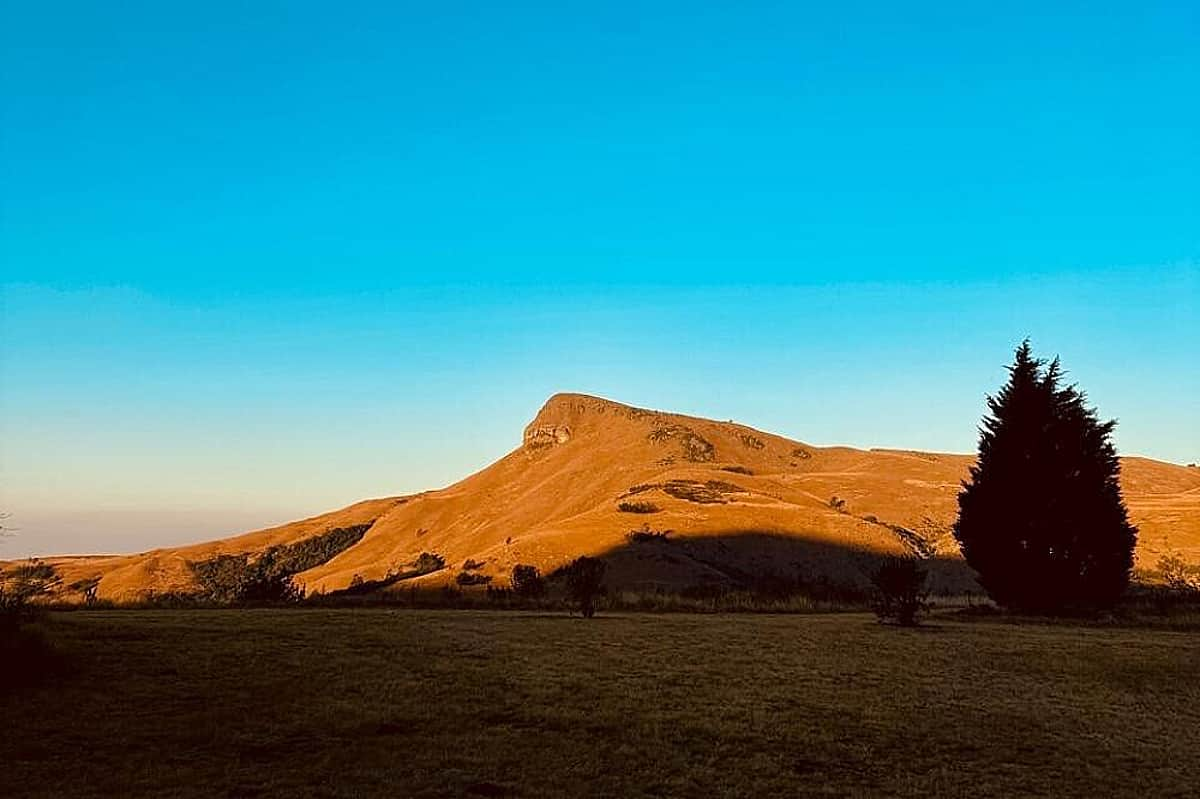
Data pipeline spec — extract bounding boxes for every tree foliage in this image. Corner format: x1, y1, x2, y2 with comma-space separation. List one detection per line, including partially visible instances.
954, 341, 1137, 611
1, 558, 61, 619
561, 556, 607, 618
510, 564, 546, 598
193, 524, 371, 603
869, 556, 928, 626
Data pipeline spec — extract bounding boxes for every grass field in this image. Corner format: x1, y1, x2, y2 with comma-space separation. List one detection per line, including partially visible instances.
4, 610, 1198, 798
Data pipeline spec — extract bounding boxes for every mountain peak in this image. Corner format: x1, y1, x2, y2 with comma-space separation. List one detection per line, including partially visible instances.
524, 393, 663, 448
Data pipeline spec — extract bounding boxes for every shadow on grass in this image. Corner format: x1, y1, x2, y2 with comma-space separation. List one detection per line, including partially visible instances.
546, 529, 980, 600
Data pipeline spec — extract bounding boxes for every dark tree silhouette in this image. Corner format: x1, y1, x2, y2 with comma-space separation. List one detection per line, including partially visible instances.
869, 556, 928, 626
562, 556, 607, 618
510, 564, 546, 598
954, 341, 1137, 612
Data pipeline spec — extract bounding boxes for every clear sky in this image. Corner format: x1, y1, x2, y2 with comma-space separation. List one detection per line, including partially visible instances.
1, 1, 1197, 557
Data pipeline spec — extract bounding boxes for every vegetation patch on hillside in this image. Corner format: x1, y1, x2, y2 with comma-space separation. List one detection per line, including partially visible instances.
193, 524, 372, 602
622, 479, 744, 504
739, 433, 765, 450
646, 425, 716, 462
626, 524, 673, 543
617, 500, 661, 514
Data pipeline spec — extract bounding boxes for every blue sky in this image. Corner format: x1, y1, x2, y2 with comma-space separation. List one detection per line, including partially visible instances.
2, 1, 1197, 556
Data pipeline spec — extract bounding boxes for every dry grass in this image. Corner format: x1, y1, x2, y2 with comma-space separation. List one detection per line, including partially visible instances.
3, 609, 1199, 798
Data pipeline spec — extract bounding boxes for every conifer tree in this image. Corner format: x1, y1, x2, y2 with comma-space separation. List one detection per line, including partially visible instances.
954, 341, 1137, 611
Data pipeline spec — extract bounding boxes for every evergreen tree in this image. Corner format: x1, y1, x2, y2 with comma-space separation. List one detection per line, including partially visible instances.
954, 341, 1137, 611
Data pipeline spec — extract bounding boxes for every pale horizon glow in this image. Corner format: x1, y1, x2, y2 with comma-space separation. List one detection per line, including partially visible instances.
2, 2, 1198, 557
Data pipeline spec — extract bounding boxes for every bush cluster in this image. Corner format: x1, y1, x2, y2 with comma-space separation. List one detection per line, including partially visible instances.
510, 564, 546, 598
869, 557, 928, 626
560, 556, 607, 618
626, 524, 672, 543
193, 524, 371, 603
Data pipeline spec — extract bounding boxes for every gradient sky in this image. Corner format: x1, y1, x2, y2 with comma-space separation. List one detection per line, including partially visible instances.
2, 1, 1197, 557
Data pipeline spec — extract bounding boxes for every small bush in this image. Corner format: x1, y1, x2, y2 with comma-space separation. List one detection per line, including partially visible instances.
618, 500, 660, 514
412, 552, 446, 575
739, 434, 765, 450
1158, 553, 1200, 594
626, 524, 672, 544
1150, 553, 1200, 615
829, 496, 848, 513
646, 426, 716, 462
462, 559, 486, 571
510, 564, 546, 598
662, 479, 741, 504
721, 465, 754, 475
1, 559, 60, 609
456, 571, 492, 586
870, 557, 928, 626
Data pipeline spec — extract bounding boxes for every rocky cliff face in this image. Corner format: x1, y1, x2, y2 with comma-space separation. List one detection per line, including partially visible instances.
523, 424, 572, 448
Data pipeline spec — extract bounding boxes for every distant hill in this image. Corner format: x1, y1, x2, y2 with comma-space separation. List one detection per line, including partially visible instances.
19, 393, 1200, 603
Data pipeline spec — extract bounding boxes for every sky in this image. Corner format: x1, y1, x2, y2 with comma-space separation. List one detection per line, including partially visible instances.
1, 1, 1197, 557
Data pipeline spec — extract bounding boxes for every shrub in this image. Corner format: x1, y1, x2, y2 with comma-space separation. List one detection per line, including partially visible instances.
412, 552, 446, 575
510, 564, 546, 599
954, 341, 1137, 612
462, 559, 485, 571
561, 556, 608, 618
721, 465, 754, 475
739, 433, 765, 450
617, 500, 660, 514
456, 571, 492, 586
646, 426, 716, 462
626, 524, 672, 543
1, 559, 60, 609
829, 496, 848, 512
661, 479, 741, 504
1, 558, 61, 629
1145, 555, 1200, 618
1158, 553, 1200, 594
870, 557, 928, 626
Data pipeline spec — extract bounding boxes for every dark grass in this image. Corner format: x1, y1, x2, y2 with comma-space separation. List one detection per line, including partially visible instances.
3, 610, 1199, 798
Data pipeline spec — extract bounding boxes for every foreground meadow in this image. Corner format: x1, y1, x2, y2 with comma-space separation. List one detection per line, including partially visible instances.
3, 609, 1198, 798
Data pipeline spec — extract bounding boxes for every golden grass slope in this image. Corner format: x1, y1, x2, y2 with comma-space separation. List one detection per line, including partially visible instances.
12, 393, 1200, 601
38, 497, 404, 603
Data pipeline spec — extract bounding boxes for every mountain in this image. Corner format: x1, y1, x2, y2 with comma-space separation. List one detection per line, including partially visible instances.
18, 393, 1200, 603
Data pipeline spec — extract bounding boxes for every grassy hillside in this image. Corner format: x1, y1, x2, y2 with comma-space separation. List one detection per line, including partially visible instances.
4, 610, 1198, 797
17, 394, 1200, 604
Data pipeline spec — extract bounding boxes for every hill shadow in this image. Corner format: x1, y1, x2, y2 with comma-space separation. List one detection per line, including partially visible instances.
547, 530, 980, 600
